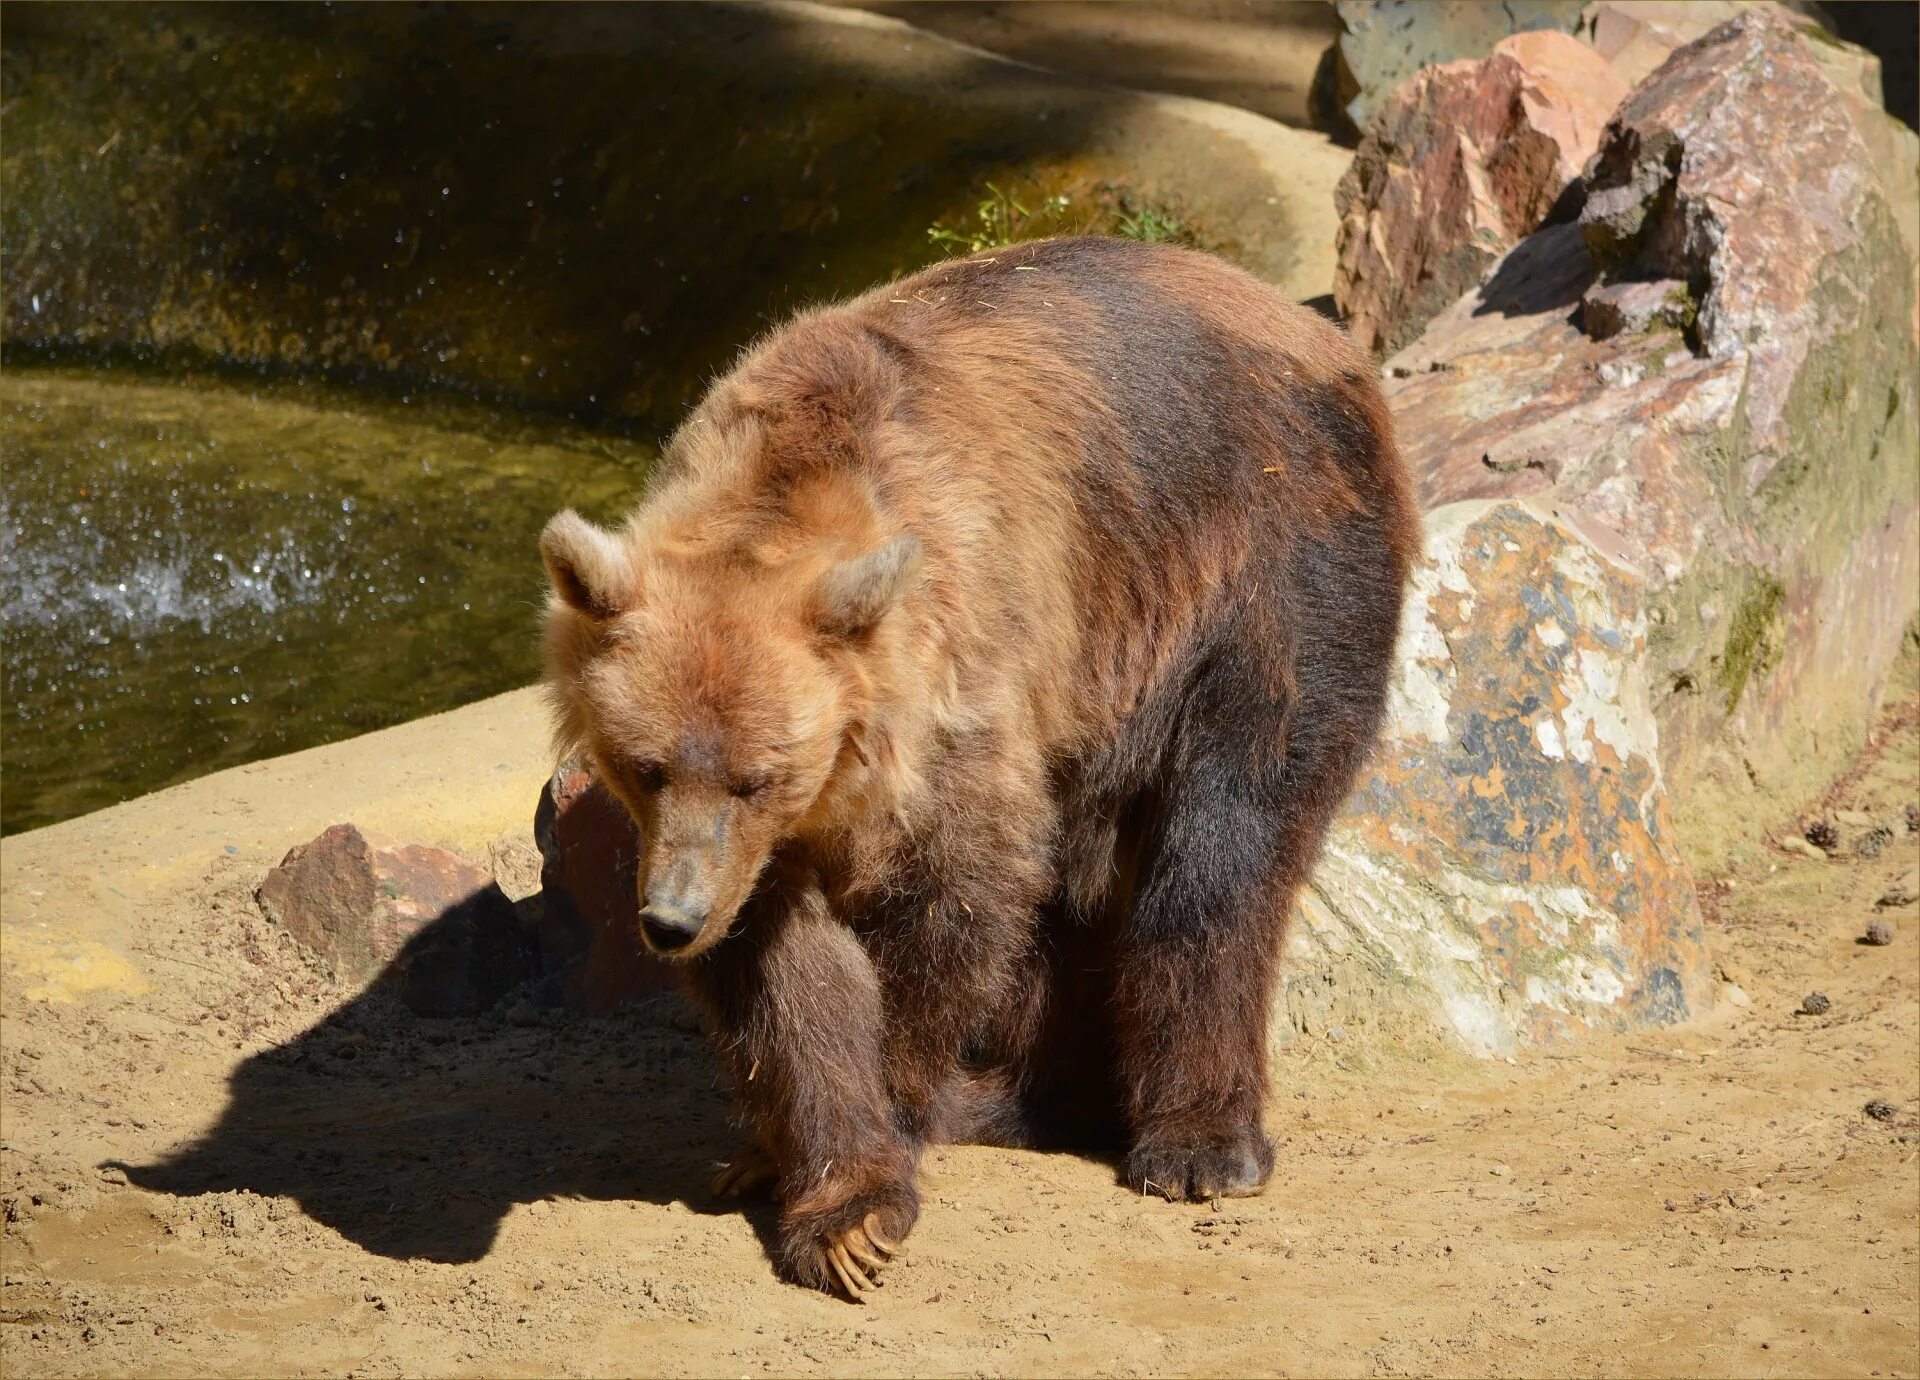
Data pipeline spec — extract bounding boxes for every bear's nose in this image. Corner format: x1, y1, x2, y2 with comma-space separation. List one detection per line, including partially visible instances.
639, 904, 705, 954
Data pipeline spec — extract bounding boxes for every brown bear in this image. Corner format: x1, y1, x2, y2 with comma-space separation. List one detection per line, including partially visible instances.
539, 236, 1419, 1299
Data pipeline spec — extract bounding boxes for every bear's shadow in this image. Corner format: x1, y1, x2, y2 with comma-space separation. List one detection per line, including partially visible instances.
113, 906, 775, 1267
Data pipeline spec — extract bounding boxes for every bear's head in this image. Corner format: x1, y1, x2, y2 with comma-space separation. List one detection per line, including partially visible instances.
538, 501, 922, 960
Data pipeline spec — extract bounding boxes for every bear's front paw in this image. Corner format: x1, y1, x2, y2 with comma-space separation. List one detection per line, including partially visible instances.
779, 1186, 918, 1302
1125, 1124, 1275, 1202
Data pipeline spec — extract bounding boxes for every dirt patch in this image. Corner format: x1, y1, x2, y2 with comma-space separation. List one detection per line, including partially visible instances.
2, 688, 1916, 1376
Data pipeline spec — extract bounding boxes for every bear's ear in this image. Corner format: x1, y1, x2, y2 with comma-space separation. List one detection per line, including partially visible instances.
813, 535, 922, 638
540, 509, 635, 622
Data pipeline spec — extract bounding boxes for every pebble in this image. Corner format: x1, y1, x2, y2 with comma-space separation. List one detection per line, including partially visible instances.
1798, 992, 1832, 1016
1489, 1163, 1511, 1177
1863, 919, 1894, 946
1875, 869, 1918, 909
1721, 983, 1751, 1007
1856, 825, 1894, 859
1864, 1099, 1896, 1122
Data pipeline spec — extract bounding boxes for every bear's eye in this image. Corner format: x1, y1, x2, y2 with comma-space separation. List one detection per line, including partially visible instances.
730, 770, 774, 801
631, 760, 667, 793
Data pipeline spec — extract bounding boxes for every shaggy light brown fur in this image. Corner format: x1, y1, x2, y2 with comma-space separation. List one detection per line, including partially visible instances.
540, 236, 1418, 1295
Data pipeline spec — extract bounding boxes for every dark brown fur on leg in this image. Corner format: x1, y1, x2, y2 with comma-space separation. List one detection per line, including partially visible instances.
853, 729, 1055, 1142
1112, 512, 1407, 1201
1111, 814, 1285, 1202
685, 876, 919, 1293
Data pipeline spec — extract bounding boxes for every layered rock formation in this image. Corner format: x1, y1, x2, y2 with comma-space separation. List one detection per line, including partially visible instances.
1381, 10, 1919, 865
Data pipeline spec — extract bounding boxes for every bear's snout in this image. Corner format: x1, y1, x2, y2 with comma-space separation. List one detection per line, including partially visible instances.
640, 847, 720, 954
639, 902, 706, 954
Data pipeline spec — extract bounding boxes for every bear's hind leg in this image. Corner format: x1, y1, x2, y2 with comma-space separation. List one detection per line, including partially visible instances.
1109, 787, 1285, 1201
710, 1140, 780, 1200
1110, 569, 1397, 1200
1109, 641, 1371, 1201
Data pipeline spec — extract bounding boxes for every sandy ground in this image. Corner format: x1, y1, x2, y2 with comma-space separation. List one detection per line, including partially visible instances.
0, 670, 1915, 1377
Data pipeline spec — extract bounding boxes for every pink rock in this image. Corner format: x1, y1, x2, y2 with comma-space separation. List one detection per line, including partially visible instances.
1288, 498, 1714, 1051
1583, 2, 1887, 105
256, 824, 534, 1015
1334, 29, 1628, 354
1582, 1, 1751, 90
1581, 5, 1914, 268
1384, 9, 1918, 860
1331, 0, 1588, 134
1580, 8, 1910, 473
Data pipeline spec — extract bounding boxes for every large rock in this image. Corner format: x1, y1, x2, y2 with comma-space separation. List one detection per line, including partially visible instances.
1579, 4, 1912, 257
1332, 2, 1884, 142
532, 760, 677, 1013
1334, 30, 1628, 354
256, 823, 536, 1016
1581, 2, 1754, 90
1282, 499, 1711, 1054
1383, 9, 1920, 866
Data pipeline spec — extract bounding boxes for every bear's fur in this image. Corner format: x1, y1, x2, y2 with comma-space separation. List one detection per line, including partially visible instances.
540, 237, 1419, 1295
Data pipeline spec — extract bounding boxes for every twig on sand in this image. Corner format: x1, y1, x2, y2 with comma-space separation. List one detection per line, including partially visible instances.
133, 945, 224, 978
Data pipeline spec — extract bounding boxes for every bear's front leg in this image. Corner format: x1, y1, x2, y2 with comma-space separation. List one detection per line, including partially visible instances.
686, 880, 919, 1300
864, 733, 1056, 1140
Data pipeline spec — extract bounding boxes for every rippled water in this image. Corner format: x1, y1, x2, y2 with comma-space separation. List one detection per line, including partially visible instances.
0, 367, 651, 834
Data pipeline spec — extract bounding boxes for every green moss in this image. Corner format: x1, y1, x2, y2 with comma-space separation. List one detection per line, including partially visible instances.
925, 174, 1211, 256
1793, 18, 1850, 50
1662, 282, 1701, 338
1717, 574, 1786, 713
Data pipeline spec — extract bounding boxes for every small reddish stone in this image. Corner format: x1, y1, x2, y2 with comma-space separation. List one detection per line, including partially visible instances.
256, 823, 533, 1016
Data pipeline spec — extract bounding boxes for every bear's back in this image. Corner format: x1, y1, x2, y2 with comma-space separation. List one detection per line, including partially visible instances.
659, 237, 1418, 759
847, 237, 1415, 564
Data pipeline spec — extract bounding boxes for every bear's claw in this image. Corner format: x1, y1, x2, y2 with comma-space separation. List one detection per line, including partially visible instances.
711, 1145, 781, 1200
821, 1213, 900, 1302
